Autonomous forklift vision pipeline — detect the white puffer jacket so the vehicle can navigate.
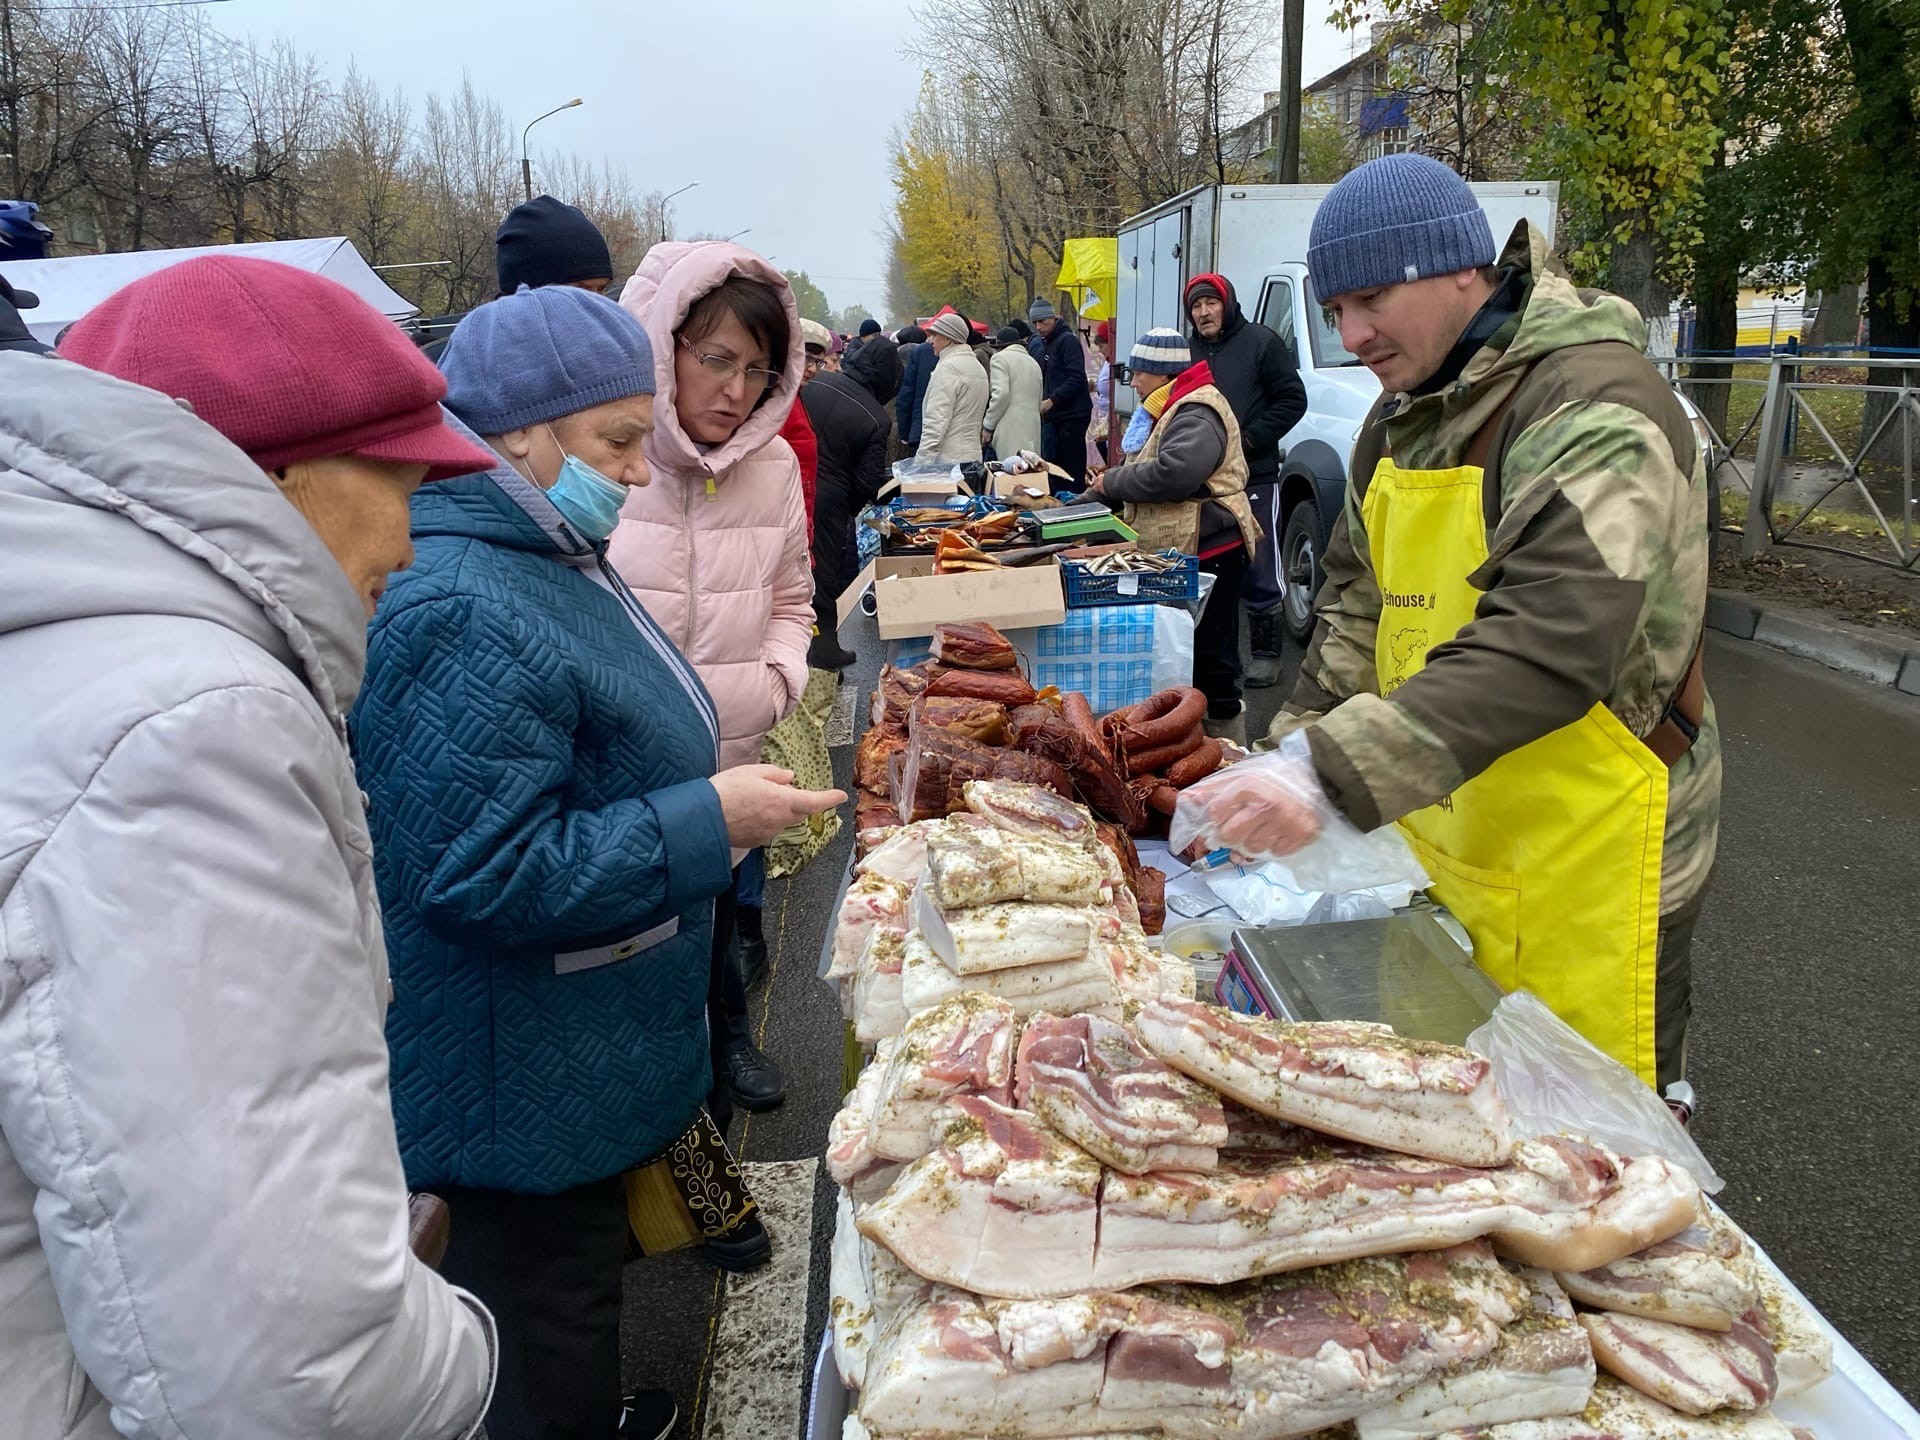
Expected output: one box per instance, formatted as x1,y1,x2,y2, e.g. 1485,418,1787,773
0,355,494,1440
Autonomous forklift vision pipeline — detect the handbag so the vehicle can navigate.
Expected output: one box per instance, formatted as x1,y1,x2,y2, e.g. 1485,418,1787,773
760,665,843,878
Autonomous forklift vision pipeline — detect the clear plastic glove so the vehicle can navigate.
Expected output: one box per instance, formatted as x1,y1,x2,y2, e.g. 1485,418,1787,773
1171,732,1431,895
1169,731,1329,864
709,765,847,850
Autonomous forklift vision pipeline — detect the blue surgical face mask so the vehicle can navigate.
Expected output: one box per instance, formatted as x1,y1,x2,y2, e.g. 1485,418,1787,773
541,426,628,541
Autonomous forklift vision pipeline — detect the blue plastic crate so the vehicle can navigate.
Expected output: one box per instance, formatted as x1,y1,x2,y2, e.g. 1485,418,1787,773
1061,550,1199,607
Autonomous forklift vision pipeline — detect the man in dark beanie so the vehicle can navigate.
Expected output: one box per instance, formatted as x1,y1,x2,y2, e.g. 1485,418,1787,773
495,194,615,296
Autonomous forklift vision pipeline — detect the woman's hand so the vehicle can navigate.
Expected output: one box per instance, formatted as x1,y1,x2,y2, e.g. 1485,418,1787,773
710,765,847,849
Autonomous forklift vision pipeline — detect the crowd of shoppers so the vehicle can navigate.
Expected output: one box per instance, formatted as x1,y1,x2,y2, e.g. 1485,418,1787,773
0,185,1298,1440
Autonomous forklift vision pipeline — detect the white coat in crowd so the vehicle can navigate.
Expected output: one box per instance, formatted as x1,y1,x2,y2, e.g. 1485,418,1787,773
984,341,1044,458
915,340,989,464
0,355,495,1440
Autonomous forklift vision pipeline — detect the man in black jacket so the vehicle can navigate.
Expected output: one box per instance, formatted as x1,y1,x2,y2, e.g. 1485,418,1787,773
801,335,903,669
1185,272,1308,686
1030,297,1091,488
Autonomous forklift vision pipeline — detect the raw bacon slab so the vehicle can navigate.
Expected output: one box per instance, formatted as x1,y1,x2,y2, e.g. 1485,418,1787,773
856,1246,1523,1440
900,929,1122,1023
832,1190,878,1392
1582,1309,1777,1415
869,993,1018,1161
1101,935,1197,1004
924,822,1109,909
1135,996,1514,1167
1433,1374,1802,1438
828,873,912,981
853,928,910,1044
856,816,981,885
856,1097,1102,1300
1087,1135,1695,1295
962,778,1099,847
1355,1268,1595,1440
1558,1208,1759,1332
1754,1268,1832,1399
827,1051,904,1202
912,887,1099,974
1014,1011,1227,1174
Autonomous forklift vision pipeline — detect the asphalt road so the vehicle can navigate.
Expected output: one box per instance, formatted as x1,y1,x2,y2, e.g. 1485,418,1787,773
621,623,1920,1434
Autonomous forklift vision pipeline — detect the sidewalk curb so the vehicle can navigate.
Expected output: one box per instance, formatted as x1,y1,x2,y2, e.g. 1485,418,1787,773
1708,588,1920,693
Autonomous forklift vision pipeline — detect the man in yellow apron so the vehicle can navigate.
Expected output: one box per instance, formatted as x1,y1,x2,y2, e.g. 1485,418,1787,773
1210,155,1720,1091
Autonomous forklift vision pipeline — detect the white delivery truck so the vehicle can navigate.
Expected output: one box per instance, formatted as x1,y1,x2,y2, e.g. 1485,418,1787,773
1114,181,1559,643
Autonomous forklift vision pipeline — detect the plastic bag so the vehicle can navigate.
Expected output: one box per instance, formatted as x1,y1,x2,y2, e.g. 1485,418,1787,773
1200,864,1415,927
1171,732,1431,896
1466,991,1724,1194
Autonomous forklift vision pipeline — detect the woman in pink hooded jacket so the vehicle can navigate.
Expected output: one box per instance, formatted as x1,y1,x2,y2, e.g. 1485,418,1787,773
611,242,814,1127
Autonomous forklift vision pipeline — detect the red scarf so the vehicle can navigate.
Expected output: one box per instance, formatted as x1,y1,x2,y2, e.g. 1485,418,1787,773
1167,360,1216,407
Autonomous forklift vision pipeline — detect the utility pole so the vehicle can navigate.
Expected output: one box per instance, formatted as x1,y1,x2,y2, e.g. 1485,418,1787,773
1270,0,1304,183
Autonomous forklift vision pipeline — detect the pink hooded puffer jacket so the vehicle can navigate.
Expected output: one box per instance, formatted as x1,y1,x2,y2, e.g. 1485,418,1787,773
609,243,814,769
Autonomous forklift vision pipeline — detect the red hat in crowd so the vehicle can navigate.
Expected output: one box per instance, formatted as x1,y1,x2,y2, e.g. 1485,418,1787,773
1184,272,1232,308
61,256,496,481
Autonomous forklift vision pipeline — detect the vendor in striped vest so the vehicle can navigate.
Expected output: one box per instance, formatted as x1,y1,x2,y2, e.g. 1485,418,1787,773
1090,328,1265,743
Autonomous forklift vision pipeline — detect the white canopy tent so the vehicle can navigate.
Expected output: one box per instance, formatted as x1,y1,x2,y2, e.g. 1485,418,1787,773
0,237,419,345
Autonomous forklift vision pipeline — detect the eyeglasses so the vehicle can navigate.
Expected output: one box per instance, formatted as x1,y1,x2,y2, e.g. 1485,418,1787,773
678,335,782,393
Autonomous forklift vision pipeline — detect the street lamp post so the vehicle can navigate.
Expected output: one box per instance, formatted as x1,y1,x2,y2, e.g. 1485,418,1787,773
724,228,751,243
520,98,583,201
657,181,697,246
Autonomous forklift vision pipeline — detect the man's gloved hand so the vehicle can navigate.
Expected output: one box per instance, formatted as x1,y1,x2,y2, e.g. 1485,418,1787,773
1170,731,1329,865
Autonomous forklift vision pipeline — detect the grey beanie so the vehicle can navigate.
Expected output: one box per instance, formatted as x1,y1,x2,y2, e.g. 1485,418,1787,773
1128,328,1190,376
1306,154,1496,303
1028,297,1057,322
442,284,655,435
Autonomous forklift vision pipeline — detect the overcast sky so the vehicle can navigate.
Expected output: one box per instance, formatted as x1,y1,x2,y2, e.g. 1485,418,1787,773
214,2,1356,319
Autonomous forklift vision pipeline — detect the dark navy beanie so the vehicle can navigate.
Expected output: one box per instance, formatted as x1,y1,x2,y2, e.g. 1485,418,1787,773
495,195,614,295
1307,154,1495,302
441,285,654,435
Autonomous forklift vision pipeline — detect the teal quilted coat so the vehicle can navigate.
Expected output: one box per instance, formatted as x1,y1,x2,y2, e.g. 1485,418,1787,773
353,457,732,1194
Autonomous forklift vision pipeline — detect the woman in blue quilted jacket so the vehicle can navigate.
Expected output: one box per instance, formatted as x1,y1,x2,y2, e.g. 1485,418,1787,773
351,285,842,1440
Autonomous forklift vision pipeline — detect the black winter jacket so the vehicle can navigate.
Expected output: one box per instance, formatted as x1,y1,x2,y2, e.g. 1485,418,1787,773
1188,277,1307,484
1041,325,1092,420
896,341,936,447
803,342,900,518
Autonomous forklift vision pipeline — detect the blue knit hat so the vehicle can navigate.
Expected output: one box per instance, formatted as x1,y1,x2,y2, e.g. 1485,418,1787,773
1129,328,1190,376
441,285,655,435
1307,154,1496,302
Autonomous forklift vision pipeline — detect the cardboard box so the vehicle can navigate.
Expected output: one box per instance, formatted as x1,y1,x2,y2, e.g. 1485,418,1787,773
836,554,1066,640
876,472,973,502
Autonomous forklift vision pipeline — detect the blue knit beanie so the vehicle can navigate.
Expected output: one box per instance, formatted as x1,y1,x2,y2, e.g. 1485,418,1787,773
1129,328,1191,376
1307,154,1496,302
441,285,655,435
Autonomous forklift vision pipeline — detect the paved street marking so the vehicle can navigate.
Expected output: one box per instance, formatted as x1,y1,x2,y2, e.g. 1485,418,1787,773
826,679,857,749
699,1157,819,1440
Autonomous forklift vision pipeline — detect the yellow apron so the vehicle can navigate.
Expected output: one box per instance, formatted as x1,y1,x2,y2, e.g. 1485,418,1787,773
1361,457,1666,1085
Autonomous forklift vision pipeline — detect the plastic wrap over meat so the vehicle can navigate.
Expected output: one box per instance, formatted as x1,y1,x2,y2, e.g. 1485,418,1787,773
930,620,1020,670
908,695,1011,746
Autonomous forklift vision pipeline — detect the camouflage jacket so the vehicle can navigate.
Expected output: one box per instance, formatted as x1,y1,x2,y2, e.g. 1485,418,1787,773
1278,222,1720,912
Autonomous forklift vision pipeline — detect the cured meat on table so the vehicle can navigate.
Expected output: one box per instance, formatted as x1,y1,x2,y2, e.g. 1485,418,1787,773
1354,1268,1596,1440
908,694,1012,745
865,1113,1697,1298
924,820,1111,909
861,993,1018,1163
1435,1374,1808,1438
1557,1209,1760,1331
1581,1309,1780,1416
1134,996,1515,1167
930,620,1020,670
827,873,911,981
914,894,1100,975
1014,1011,1227,1174
855,1243,1527,1440
852,927,909,1045
899,929,1123,1028
827,1053,902,1202
857,1096,1103,1301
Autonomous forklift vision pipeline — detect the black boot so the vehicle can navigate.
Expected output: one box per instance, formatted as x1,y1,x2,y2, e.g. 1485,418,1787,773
703,1209,773,1273
723,1039,786,1112
808,628,857,671
735,904,769,990
1246,607,1284,689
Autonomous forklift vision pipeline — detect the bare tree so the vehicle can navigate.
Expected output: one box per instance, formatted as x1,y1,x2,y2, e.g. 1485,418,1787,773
538,150,671,284
416,74,515,312
320,64,413,266
1,0,109,212
78,2,198,249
